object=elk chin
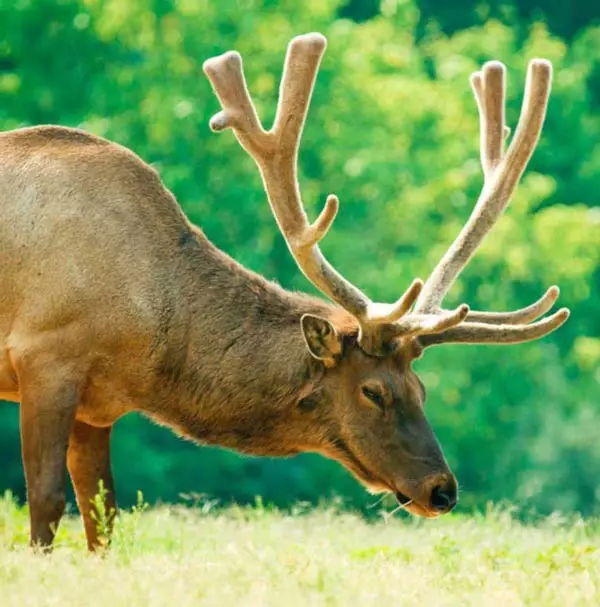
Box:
[403,501,440,518]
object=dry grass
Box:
[0,493,598,606]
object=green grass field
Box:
[0,493,598,606]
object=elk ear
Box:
[300,314,342,367]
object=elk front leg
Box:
[67,421,116,551]
[19,373,79,550]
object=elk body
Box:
[0,33,568,551]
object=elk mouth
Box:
[395,491,412,505]
[394,488,447,518]
[395,490,436,517]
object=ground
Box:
[0,493,598,606]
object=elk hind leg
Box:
[67,421,116,551]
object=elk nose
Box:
[429,479,458,513]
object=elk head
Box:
[203,34,569,516]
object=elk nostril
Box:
[430,484,457,513]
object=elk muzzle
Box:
[397,472,458,516]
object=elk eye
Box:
[361,386,386,411]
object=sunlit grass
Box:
[0,492,598,606]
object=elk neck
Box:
[145,225,355,456]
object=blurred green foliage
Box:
[0,0,598,516]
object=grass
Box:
[0,493,599,606]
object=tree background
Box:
[0,0,598,516]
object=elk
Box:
[0,32,568,551]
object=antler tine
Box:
[471,61,506,178]
[272,34,327,153]
[465,286,559,325]
[415,59,552,314]
[417,307,569,348]
[388,304,470,340]
[203,51,268,155]
[367,279,424,324]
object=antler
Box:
[412,58,569,347]
[204,34,568,355]
[203,34,467,353]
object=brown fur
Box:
[0,125,455,551]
